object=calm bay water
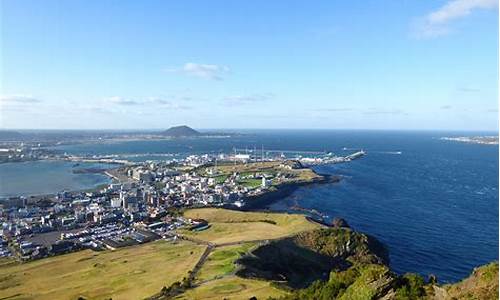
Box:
[0,161,113,198]
[3,130,498,282]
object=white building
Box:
[234,154,251,162]
[181,184,192,193]
[110,197,122,208]
[261,177,272,188]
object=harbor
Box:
[232,147,366,166]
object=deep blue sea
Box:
[6,130,499,282]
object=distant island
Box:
[441,136,499,145]
[161,125,201,137]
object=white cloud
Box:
[363,108,408,115]
[414,0,497,38]
[457,86,480,92]
[223,93,273,105]
[0,95,42,104]
[105,96,191,110]
[167,63,229,80]
[311,107,408,115]
[105,96,141,106]
[147,97,192,110]
[312,108,354,112]
[78,105,112,114]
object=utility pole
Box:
[261,144,264,163]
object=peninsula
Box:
[440,136,499,145]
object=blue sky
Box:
[1,0,498,130]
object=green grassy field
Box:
[215,161,281,174]
[181,208,320,244]
[202,161,322,185]
[237,178,262,189]
[0,240,205,300]
[214,174,229,184]
[175,276,287,300]
[196,243,256,282]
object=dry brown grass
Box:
[445,262,499,299]
[0,240,205,300]
[181,208,319,244]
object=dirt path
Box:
[187,244,214,283]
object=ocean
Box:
[2,130,498,282]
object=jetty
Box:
[344,150,366,161]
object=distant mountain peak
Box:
[162,125,200,137]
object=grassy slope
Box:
[196,243,256,282]
[170,208,321,299]
[275,260,499,300]
[338,264,393,300]
[181,208,320,244]
[175,276,286,300]
[0,240,205,300]
[180,243,289,300]
[445,261,499,300]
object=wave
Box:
[374,151,402,155]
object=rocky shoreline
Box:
[238,173,341,211]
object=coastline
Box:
[237,173,341,211]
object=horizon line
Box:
[0,127,498,133]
